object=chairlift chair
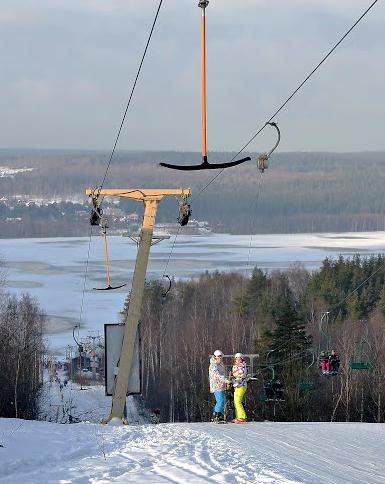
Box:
[298,350,316,392]
[350,320,371,371]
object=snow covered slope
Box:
[1,420,384,483]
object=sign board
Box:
[104,323,141,396]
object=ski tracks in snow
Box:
[1,419,385,483]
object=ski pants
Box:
[213,390,225,413]
[234,386,247,420]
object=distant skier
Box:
[230,353,248,423]
[329,350,340,374]
[272,380,284,400]
[209,350,227,423]
[264,381,274,400]
[319,351,330,374]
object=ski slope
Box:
[1,419,384,483]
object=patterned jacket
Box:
[231,361,248,388]
[209,356,227,393]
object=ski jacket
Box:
[231,361,248,388]
[329,354,340,364]
[209,356,227,393]
[319,353,328,363]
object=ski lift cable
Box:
[97,0,164,202]
[77,2,163,333]
[159,127,275,285]
[196,0,379,197]
[77,227,93,332]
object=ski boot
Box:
[212,412,225,423]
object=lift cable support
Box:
[196,0,379,194]
[160,0,251,171]
[94,216,126,291]
[85,187,192,423]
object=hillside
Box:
[1,418,384,483]
[1,149,385,237]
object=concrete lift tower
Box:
[86,187,192,423]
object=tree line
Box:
[1,149,385,236]
[135,255,385,423]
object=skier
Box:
[319,351,330,374]
[230,353,248,423]
[328,350,340,375]
[264,381,274,400]
[209,349,227,423]
[272,379,284,400]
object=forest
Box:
[133,255,385,423]
[1,149,385,236]
[0,293,46,419]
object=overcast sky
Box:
[1,0,384,152]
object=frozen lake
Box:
[1,231,385,355]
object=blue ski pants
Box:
[214,390,225,413]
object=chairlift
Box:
[94,216,126,291]
[298,350,316,392]
[259,355,285,402]
[350,320,371,370]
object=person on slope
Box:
[230,353,248,424]
[209,350,227,423]
[328,350,340,374]
[319,351,330,374]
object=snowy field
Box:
[1,231,385,355]
[1,418,384,483]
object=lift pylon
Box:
[85,187,192,423]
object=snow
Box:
[1,419,384,483]
[0,166,34,178]
[39,370,146,425]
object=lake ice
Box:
[1,231,385,356]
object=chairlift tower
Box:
[85,187,192,423]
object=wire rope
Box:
[75,1,164,345]
[117,0,379,304]
[197,0,379,196]
[77,226,93,330]
[98,0,164,197]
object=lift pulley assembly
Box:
[256,122,281,173]
[177,194,192,226]
[90,194,103,226]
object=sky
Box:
[0,0,384,152]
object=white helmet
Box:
[214,350,224,357]
[234,352,243,359]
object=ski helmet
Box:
[214,350,224,357]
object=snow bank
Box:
[1,420,384,483]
